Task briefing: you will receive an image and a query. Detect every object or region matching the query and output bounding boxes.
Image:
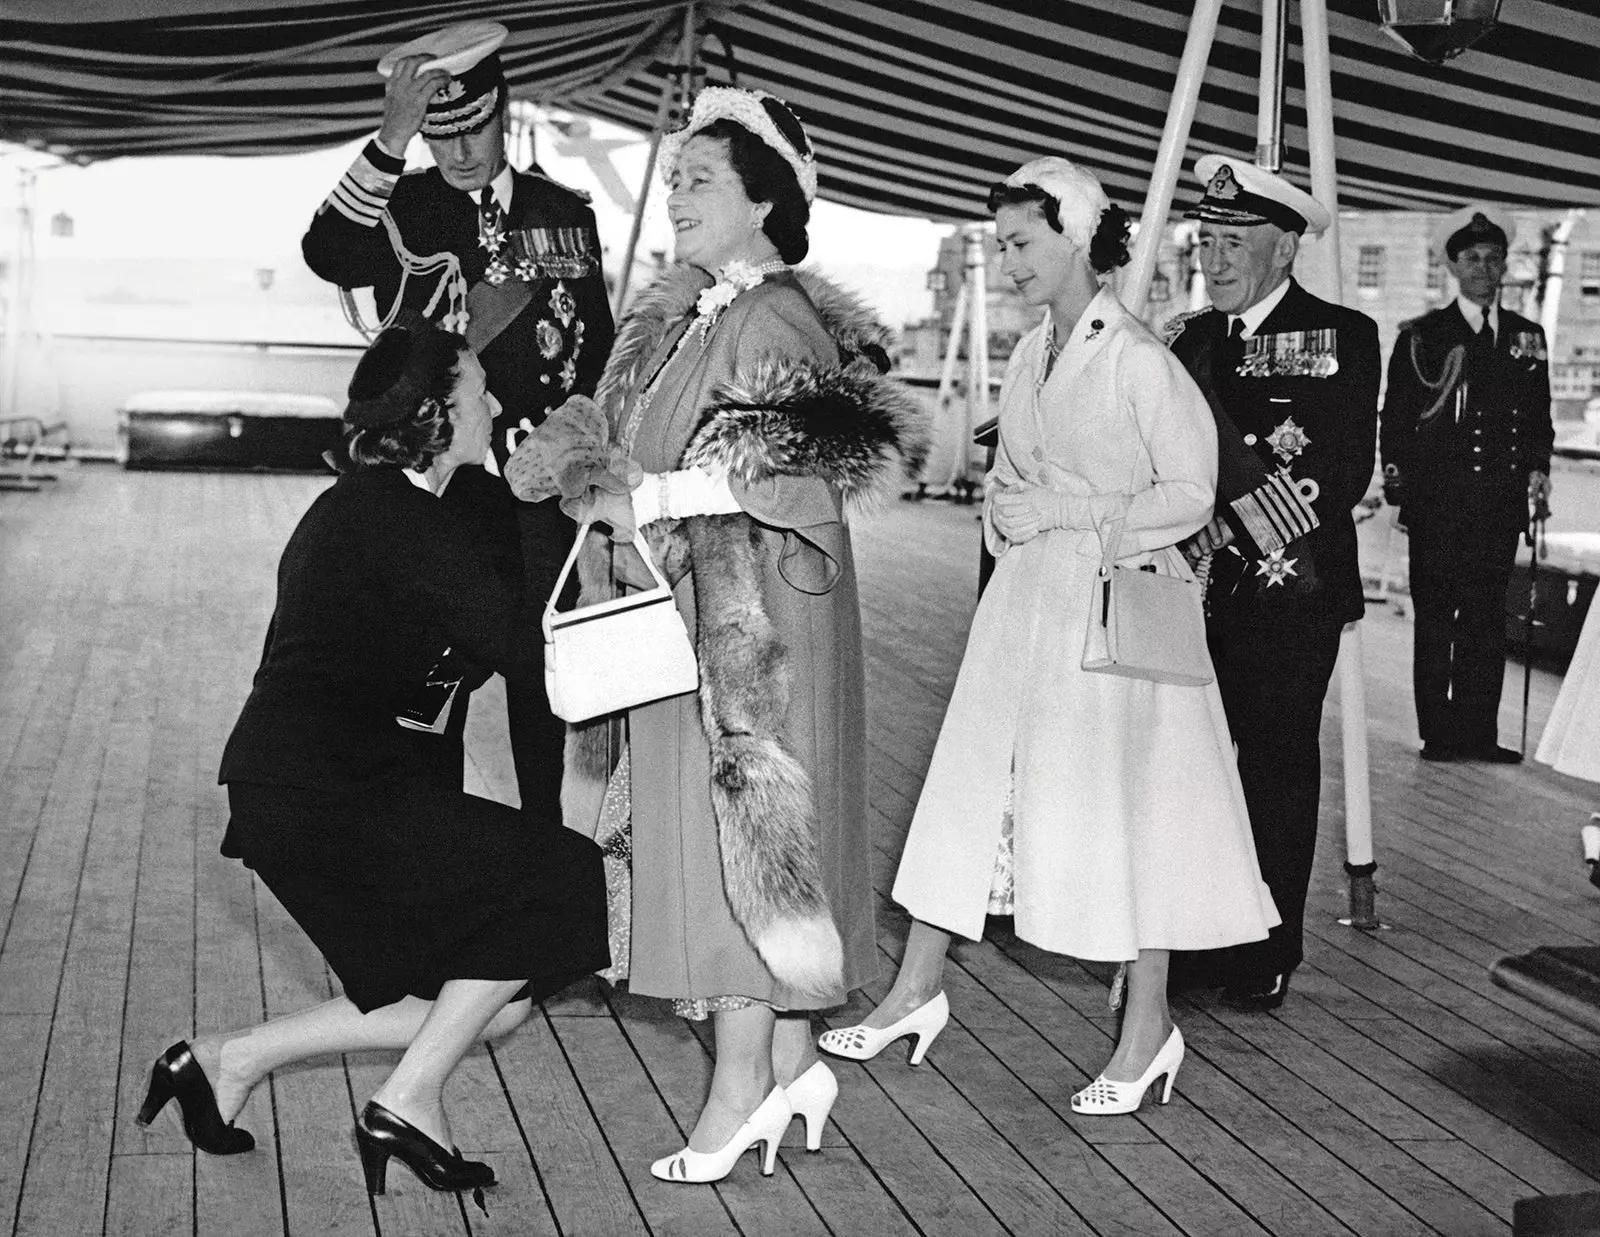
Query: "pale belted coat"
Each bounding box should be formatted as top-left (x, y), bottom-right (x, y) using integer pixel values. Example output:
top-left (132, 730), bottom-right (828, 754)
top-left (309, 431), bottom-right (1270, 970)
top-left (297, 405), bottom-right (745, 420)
top-left (892, 287), bottom-right (1280, 961)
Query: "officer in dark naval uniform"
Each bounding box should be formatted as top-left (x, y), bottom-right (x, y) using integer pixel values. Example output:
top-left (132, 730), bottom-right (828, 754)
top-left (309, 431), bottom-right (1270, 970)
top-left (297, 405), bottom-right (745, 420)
top-left (303, 22), bottom-right (616, 819)
top-left (1380, 204), bottom-right (1553, 764)
top-left (1167, 154), bottom-right (1380, 1011)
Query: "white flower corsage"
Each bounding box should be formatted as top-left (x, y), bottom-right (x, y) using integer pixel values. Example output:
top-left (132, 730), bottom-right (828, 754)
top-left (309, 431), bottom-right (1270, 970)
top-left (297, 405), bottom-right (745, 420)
top-left (690, 258), bottom-right (786, 341)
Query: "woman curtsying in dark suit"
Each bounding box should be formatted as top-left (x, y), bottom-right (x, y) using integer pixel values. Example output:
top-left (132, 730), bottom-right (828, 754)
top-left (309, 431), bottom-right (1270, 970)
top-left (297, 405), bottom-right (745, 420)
top-left (134, 325), bottom-right (608, 1203)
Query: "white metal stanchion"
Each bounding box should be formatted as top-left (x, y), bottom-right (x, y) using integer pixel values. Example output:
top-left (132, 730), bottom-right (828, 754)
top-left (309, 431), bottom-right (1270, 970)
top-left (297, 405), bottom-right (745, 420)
top-left (1125, 0), bottom-right (1225, 314)
top-left (948, 224), bottom-right (989, 498)
top-left (1540, 210), bottom-right (1582, 353)
top-left (1, 169), bottom-right (34, 421)
top-left (1256, 0), bottom-right (1286, 172)
top-left (914, 275), bottom-right (969, 497)
top-left (612, 6), bottom-right (698, 319)
top-left (1301, 0), bottom-right (1383, 930)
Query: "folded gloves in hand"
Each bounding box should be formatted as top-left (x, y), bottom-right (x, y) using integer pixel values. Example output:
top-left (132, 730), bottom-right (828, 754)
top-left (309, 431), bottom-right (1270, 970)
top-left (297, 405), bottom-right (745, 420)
top-left (990, 482), bottom-right (1094, 545)
top-left (499, 395), bottom-right (742, 542)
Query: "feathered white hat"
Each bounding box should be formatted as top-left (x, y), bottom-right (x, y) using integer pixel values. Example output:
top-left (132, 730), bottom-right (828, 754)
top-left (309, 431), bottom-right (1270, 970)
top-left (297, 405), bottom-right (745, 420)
top-left (999, 156), bottom-right (1109, 249)
top-left (658, 86), bottom-right (818, 204)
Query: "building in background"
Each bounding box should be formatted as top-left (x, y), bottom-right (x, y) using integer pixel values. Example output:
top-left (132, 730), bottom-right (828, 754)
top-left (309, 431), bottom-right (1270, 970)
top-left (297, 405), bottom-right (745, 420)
top-left (905, 209), bottom-right (1600, 426)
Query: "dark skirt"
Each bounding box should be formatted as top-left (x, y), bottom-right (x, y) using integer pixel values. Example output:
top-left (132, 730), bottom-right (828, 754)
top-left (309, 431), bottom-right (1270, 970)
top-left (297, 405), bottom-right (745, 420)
top-left (222, 778), bottom-right (610, 1013)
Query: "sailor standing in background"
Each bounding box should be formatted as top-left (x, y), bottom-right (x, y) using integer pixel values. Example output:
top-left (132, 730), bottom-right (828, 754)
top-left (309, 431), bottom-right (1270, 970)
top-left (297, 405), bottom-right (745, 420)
top-left (1380, 205), bottom-right (1553, 765)
top-left (1166, 155), bottom-right (1380, 1011)
top-left (302, 23), bottom-right (616, 820)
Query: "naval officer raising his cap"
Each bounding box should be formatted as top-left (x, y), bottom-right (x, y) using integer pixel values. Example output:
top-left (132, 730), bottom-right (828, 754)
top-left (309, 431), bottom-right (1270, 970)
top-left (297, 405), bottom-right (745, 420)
top-left (1165, 153), bottom-right (1381, 1014)
top-left (1380, 203), bottom-right (1553, 765)
top-left (302, 21), bottom-right (616, 825)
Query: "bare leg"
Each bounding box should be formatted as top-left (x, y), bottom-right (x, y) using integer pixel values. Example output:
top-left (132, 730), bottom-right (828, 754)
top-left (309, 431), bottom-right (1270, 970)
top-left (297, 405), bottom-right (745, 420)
top-left (771, 1012), bottom-right (818, 1088)
top-left (1100, 950), bottom-right (1175, 1082)
top-left (190, 993), bottom-right (533, 1125)
top-left (858, 919), bottom-right (953, 1029)
top-left (369, 978), bottom-right (526, 1149)
top-left (688, 1004), bottom-right (776, 1153)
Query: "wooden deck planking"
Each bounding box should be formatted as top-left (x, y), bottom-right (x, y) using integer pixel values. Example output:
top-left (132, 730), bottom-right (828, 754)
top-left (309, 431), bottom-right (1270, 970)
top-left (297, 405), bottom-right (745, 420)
top-left (2, 469), bottom-right (1599, 1235)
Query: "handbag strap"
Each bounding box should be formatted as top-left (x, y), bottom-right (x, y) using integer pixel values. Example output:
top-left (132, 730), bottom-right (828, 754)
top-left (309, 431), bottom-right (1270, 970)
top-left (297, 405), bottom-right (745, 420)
top-left (543, 520), bottom-right (673, 635)
top-left (1092, 325), bottom-right (1141, 579)
top-left (1093, 502), bottom-right (1131, 578)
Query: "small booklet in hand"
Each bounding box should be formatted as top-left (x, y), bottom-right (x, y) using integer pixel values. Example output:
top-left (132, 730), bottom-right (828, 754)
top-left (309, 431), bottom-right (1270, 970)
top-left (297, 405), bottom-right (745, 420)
top-left (395, 648), bottom-right (466, 734)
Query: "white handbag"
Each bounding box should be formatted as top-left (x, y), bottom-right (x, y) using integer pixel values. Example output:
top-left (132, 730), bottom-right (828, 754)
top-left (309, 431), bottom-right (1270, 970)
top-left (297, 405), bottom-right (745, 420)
top-left (1081, 513), bottom-right (1214, 687)
top-left (543, 521), bottom-right (699, 723)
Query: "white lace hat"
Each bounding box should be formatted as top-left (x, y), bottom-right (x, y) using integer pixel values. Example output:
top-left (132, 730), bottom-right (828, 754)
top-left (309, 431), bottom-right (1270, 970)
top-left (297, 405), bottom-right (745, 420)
top-left (658, 86), bottom-right (817, 203)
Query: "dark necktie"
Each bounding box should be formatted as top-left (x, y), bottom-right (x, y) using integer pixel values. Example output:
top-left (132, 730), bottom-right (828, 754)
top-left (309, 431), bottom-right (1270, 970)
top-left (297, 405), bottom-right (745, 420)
top-left (1223, 316), bottom-right (1246, 372)
top-left (1478, 317), bottom-right (1494, 348)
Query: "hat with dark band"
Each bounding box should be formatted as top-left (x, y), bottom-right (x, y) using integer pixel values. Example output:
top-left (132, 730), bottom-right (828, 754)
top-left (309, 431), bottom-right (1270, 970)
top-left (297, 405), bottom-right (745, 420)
top-left (378, 22), bottom-right (509, 140)
top-left (1433, 203), bottom-right (1513, 260)
top-left (345, 327), bottom-right (429, 429)
top-left (1184, 154), bottom-right (1331, 237)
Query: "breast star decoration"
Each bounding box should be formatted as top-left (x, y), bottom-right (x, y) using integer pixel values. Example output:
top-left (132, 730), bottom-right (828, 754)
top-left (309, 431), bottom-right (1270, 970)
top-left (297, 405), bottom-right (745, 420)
top-left (1256, 548), bottom-right (1299, 586)
top-left (1266, 416), bottom-right (1310, 464)
top-left (535, 319), bottom-right (563, 360)
top-left (549, 283), bottom-right (577, 327)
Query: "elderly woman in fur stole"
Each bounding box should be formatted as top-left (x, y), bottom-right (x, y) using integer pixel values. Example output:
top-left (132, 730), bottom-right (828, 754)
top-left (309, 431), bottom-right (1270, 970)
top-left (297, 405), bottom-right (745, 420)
top-left (506, 87), bottom-right (923, 1183)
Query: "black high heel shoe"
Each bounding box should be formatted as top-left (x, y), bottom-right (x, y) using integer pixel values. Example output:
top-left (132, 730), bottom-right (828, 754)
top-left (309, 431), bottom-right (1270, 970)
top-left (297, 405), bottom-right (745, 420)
top-left (135, 1041), bottom-right (255, 1155)
top-left (354, 1102), bottom-right (495, 1198)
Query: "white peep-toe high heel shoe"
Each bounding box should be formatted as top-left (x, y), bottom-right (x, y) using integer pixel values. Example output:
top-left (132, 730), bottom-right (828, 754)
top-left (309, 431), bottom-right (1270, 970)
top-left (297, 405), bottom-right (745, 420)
top-left (1071, 1027), bottom-right (1184, 1115)
top-left (817, 991), bottom-right (949, 1065)
top-left (650, 1088), bottom-right (792, 1183)
top-left (784, 1061), bottom-right (838, 1151)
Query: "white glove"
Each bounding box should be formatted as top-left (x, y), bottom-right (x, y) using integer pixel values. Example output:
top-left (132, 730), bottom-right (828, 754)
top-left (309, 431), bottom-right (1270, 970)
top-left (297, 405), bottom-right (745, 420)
top-left (990, 482), bottom-right (1091, 543)
top-left (631, 465), bottom-right (743, 526)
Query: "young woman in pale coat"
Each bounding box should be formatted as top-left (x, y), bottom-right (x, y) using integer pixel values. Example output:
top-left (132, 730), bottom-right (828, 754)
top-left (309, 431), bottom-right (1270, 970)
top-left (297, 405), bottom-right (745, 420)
top-left (821, 157), bottom-right (1279, 1112)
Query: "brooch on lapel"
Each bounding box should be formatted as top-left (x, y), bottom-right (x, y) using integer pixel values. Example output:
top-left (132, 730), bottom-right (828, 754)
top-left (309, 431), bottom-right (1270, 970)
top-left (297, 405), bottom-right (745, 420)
top-left (1084, 318), bottom-right (1105, 342)
top-left (1509, 330), bottom-right (1547, 362)
top-left (690, 257), bottom-right (786, 342)
top-left (1238, 328), bottom-right (1340, 378)
top-left (1266, 416), bottom-right (1310, 463)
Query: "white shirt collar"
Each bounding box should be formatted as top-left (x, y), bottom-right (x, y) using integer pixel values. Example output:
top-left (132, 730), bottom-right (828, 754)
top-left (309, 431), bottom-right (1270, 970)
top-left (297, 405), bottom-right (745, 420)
top-left (470, 164), bottom-right (514, 214)
top-left (1229, 276), bottom-right (1292, 339)
top-left (401, 467), bottom-right (436, 496)
top-left (1455, 294), bottom-right (1499, 338)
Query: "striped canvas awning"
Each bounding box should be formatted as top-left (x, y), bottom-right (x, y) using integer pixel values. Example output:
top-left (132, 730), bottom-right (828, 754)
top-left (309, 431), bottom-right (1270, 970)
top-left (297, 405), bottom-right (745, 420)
top-left (2, 0), bottom-right (1596, 220)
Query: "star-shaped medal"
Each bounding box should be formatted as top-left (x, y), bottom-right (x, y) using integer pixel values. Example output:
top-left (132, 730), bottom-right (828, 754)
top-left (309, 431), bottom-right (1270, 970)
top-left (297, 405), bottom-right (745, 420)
top-left (1256, 549), bottom-right (1299, 587)
top-left (1266, 416), bottom-right (1310, 463)
top-left (478, 213), bottom-right (506, 255)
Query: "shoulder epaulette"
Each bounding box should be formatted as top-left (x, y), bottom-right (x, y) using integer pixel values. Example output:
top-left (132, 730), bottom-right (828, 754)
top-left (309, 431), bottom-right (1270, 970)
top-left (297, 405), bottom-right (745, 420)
top-left (523, 167), bottom-right (593, 204)
top-left (1162, 308), bottom-right (1209, 346)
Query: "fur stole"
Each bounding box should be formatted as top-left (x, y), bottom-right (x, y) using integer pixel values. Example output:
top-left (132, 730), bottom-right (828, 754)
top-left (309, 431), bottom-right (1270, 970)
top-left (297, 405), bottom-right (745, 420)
top-left (583, 263), bottom-right (926, 999)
